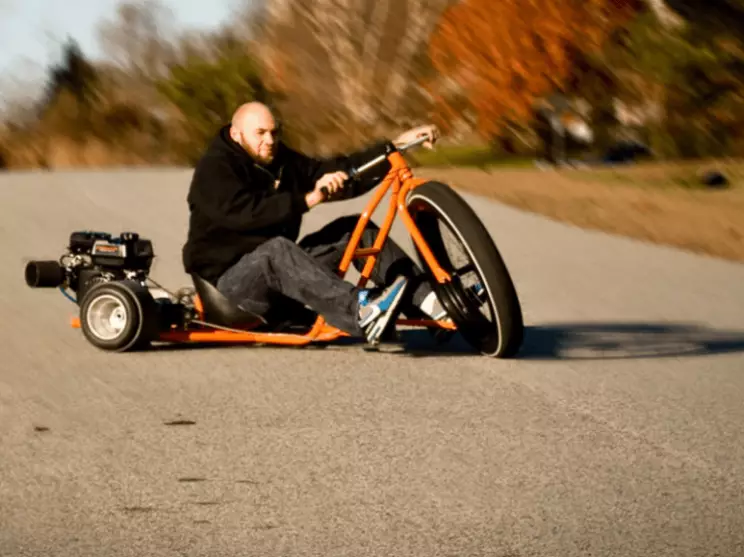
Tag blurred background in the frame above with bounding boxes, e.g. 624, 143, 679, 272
0, 0, 742, 171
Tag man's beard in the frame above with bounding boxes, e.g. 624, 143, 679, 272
243, 141, 274, 165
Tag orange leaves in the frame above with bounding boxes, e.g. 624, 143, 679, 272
427, 0, 641, 138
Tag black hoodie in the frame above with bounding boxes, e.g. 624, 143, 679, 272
182, 124, 394, 284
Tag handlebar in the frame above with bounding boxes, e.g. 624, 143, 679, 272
395, 133, 431, 153
319, 134, 432, 200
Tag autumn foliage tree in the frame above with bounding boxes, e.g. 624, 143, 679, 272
427, 0, 643, 140
252, 0, 454, 153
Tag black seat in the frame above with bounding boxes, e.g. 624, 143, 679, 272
191, 274, 266, 329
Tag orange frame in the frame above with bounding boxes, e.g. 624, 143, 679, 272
72, 150, 457, 346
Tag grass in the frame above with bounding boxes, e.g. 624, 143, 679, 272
412, 144, 744, 191
0, 131, 179, 170
417, 158, 744, 263
410, 144, 535, 169
564, 159, 744, 191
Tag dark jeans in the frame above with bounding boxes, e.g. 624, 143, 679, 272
216, 215, 433, 337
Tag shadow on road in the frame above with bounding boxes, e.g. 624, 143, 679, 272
143, 322, 744, 361
394, 321, 744, 360
516, 322, 744, 361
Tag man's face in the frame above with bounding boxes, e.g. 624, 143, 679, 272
233, 112, 279, 164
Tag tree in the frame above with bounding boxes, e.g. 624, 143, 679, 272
569, 0, 744, 158
96, 0, 176, 82
426, 0, 643, 141
664, 0, 744, 35
251, 0, 455, 151
41, 38, 100, 109
156, 41, 270, 163
36, 37, 101, 144
660, 24, 744, 157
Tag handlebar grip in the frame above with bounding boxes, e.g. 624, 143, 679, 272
319, 169, 358, 201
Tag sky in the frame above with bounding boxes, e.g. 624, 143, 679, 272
0, 0, 240, 100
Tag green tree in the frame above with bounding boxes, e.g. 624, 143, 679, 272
42, 38, 100, 108
38, 38, 101, 142
562, 2, 744, 159
156, 38, 270, 163
661, 26, 744, 157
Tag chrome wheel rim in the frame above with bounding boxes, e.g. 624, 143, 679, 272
85, 294, 128, 341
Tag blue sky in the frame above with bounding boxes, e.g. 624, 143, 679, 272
0, 0, 239, 91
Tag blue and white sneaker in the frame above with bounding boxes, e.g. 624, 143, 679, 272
357, 275, 409, 344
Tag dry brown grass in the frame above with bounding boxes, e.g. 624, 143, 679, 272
419, 161, 744, 263
0, 134, 177, 170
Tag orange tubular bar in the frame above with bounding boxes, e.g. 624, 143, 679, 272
336, 173, 396, 285
358, 177, 401, 282
392, 152, 451, 284
354, 247, 380, 257
336, 150, 452, 287
194, 295, 205, 318
158, 323, 348, 345
397, 318, 457, 330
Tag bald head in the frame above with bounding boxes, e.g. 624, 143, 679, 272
231, 102, 274, 129
229, 102, 279, 164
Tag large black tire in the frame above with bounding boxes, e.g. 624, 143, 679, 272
78, 280, 158, 352
406, 181, 524, 358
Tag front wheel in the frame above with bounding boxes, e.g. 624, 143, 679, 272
407, 181, 524, 358
78, 280, 158, 352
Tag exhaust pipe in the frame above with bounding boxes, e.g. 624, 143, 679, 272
25, 260, 66, 288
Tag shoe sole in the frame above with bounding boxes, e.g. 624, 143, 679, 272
365, 281, 409, 345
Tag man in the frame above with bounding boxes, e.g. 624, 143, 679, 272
182, 102, 447, 344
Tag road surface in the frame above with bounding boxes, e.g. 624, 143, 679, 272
1, 168, 744, 556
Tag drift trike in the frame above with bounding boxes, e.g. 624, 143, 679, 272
24, 135, 524, 358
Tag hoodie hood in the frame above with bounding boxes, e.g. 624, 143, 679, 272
214, 124, 285, 174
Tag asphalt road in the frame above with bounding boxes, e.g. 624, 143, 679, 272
2, 168, 744, 557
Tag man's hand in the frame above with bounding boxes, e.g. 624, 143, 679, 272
393, 124, 440, 150
305, 170, 349, 209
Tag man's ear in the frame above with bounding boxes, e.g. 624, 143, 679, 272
228, 125, 240, 143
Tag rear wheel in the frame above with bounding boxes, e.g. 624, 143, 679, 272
79, 281, 158, 352
407, 181, 524, 358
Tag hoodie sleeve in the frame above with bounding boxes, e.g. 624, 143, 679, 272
187, 156, 310, 232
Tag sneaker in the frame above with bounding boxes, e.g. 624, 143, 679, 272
358, 275, 409, 344
418, 281, 487, 321
419, 290, 448, 320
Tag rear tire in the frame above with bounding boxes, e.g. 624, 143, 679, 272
407, 181, 524, 358
79, 280, 158, 352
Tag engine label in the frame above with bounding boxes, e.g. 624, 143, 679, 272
92, 242, 126, 258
